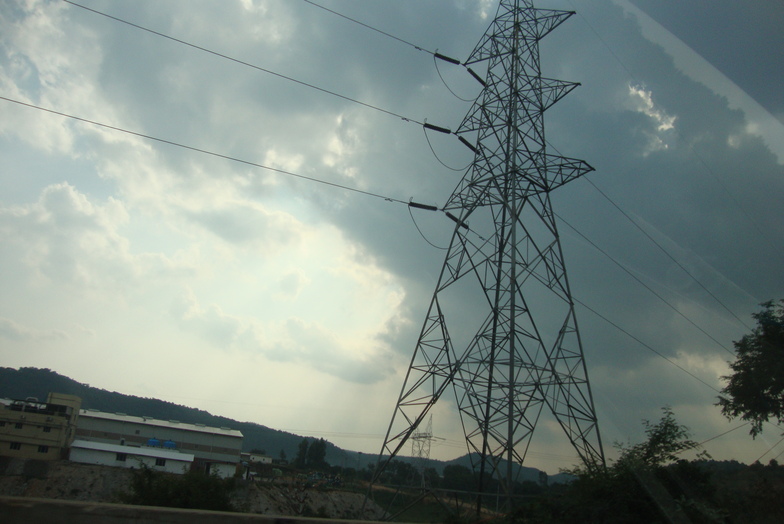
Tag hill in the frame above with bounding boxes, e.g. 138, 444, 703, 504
0, 366, 361, 467
0, 366, 560, 483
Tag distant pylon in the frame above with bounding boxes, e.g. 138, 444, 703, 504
410, 415, 435, 488
374, 0, 605, 513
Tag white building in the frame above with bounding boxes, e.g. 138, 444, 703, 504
242, 452, 273, 465
70, 439, 194, 474
75, 410, 242, 478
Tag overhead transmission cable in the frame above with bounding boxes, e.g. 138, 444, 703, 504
408, 206, 448, 251
756, 434, 784, 463
583, 177, 754, 331
1, 95, 452, 237
302, 0, 436, 56
61, 0, 424, 126
302, 0, 480, 77
695, 422, 749, 448
433, 53, 477, 103
546, 139, 753, 334
59, 0, 474, 247
62, 0, 481, 157
669, 422, 750, 459
302, 0, 485, 101
557, 212, 735, 356
574, 297, 720, 393
0, 96, 410, 205
61, 0, 478, 171
422, 126, 473, 172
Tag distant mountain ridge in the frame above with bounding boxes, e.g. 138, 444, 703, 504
0, 366, 343, 465
0, 366, 561, 482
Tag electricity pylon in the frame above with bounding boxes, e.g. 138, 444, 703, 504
374, 0, 605, 513
410, 415, 439, 489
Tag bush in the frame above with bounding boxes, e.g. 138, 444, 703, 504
120, 465, 236, 511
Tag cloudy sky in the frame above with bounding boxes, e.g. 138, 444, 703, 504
1, 0, 782, 473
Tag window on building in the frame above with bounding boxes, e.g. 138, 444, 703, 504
43, 426, 51, 433
135, 430, 140, 435
116, 453, 127, 462
15, 422, 23, 429
38, 445, 49, 454
155, 458, 166, 467
0, 421, 5, 427
10, 442, 21, 450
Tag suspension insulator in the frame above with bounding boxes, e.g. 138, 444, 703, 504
423, 123, 452, 134
458, 135, 479, 154
467, 67, 487, 87
434, 52, 461, 65
408, 201, 439, 212
445, 212, 469, 230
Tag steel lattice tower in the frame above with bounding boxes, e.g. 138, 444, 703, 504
374, 0, 605, 511
410, 415, 434, 489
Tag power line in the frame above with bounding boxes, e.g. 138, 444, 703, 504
557, 212, 735, 356
423, 126, 472, 172
0, 95, 409, 206
302, 0, 474, 78
671, 422, 749, 459
302, 0, 436, 56
279, 429, 384, 440
574, 297, 720, 393
696, 422, 749, 448
408, 206, 448, 251
583, 177, 754, 332
1, 94, 467, 239
755, 434, 784, 463
63, 0, 479, 168
433, 53, 477, 103
548, 136, 753, 334
61, 0, 424, 126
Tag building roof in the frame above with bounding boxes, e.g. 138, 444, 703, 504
71, 439, 195, 461
0, 397, 70, 417
78, 409, 243, 438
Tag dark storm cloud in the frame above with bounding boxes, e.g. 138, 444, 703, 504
629, 0, 784, 123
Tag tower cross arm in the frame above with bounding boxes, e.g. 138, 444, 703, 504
541, 154, 595, 191
464, 4, 575, 66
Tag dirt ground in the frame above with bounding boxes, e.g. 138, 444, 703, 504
0, 458, 384, 520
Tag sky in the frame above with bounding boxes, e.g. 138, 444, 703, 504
1, 0, 783, 474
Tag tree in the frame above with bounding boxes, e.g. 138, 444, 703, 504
547, 408, 712, 523
294, 438, 309, 468
121, 466, 236, 511
306, 438, 328, 469
386, 459, 417, 485
718, 299, 784, 436
614, 406, 705, 470
442, 464, 474, 491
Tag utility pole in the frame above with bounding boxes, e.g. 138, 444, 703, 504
373, 0, 605, 515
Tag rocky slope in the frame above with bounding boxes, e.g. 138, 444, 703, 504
0, 458, 383, 520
